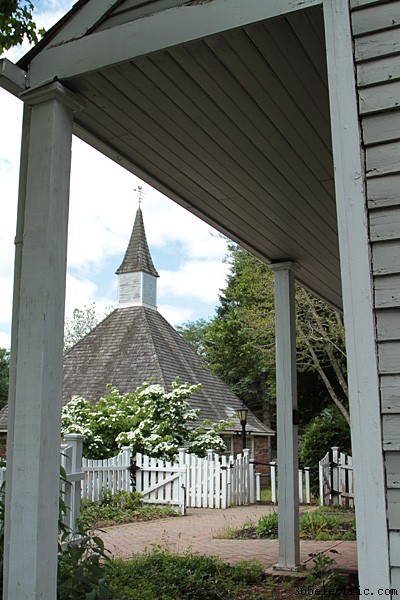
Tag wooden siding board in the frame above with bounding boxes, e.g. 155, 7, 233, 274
375, 274, 400, 308
351, 0, 393, 7
390, 532, 400, 565
384, 414, 400, 448
373, 240, 400, 275
388, 488, 400, 528
370, 207, 400, 241
392, 567, 400, 588
376, 308, 400, 341
362, 111, 400, 145
378, 341, 400, 374
95, 0, 189, 32
367, 174, 400, 208
381, 375, 400, 413
359, 81, 400, 114
351, 2, 400, 36
358, 55, 400, 87
355, 27, 400, 62
386, 454, 400, 489
366, 141, 400, 176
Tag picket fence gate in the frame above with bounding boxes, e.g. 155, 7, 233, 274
135, 448, 255, 514
254, 462, 311, 504
82, 446, 132, 502
319, 446, 354, 507
60, 434, 86, 538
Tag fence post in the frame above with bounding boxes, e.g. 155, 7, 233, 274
121, 446, 132, 492
319, 461, 324, 506
298, 469, 303, 504
255, 473, 261, 502
63, 433, 85, 538
304, 468, 311, 504
207, 449, 215, 508
178, 448, 186, 515
331, 446, 340, 505
270, 461, 277, 504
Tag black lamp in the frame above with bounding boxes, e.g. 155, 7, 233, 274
237, 404, 249, 450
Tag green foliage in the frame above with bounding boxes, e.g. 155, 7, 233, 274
64, 304, 113, 352
61, 379, 230, 460
0, 1, 44, 54
176, 318, 211, 359
0, 349, 9, 410
80, 490, 177, 528
106, 549, 263, 600
299, 407, 351, 494
254, 508, 355, 541
305, 550, 347, 598
58, 497, 111, 599
255, 512, 278, 538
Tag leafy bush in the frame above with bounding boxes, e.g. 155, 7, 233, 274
255, 512, 278, 538
299, 407, 351, 495
80, 490, 177, 528
254, 508, 355, 541
62, 379, 231, 460
106, 549, 263, 600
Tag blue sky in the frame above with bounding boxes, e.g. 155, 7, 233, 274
0, 1, 231, 348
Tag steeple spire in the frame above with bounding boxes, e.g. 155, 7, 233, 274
116, 205, 159, 309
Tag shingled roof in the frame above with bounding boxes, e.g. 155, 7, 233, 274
61, 305, 271, 435
116, 207, 158, 277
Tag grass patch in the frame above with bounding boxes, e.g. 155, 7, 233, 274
80, 490, 178, 528
215, 508, 356, 541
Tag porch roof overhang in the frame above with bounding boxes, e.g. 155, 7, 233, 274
4, 0, 342, 308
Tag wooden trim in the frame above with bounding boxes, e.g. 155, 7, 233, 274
323, 0, 390, 589
28, 0, 322, 85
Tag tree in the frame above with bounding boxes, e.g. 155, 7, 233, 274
0, 1, 44, 54
61, 379, 231, 460
0, 348, 10, 409
176, 318, 210, 360
64, 304, 113, 352
183, 244, 349, 434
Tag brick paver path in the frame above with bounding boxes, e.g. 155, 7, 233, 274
100, 505, 358, 573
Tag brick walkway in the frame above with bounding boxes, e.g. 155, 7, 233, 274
100, 505, 358, 573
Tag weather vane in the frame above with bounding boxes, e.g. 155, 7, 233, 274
134, 185, 144, 207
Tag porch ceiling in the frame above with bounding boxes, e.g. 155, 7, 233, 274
38, 5, 343, 308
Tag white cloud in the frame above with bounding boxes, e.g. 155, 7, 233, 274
158, 305, 195, 327
0, 332, 11, 350
159, 259, 228, 304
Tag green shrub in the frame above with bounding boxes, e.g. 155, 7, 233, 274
255, 512, 278, 538
299, 408, 351, 495
106, 549, 263, 600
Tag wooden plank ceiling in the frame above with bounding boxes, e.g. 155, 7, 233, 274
67, 6, 341, 308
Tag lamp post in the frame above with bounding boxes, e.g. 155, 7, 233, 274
237, 404, 249, 450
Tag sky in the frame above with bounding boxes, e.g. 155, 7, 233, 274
0, 0, 232, 349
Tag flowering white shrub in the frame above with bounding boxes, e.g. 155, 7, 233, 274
61, 379, 231, 460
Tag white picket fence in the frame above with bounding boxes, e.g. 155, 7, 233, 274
135, 448, 255, 514
319, 446, 354, 507
82, 446, 132, 502
60, 434, 86, 538
254, 462, 311, 504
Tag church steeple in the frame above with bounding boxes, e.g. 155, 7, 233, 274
116, 206, 159, 309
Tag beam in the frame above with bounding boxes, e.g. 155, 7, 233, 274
3, 81, 81, 599
323, 0, 390, 591
28, 0, 322, 86
0, 58, 26, 96
270, 261, 300, 570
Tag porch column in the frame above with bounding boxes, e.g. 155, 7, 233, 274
270, 262, 300, 569
323, 0, 390, 591
3, 81, 81, 599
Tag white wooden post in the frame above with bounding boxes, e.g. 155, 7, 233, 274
323, 0, 390, 590
3, 81, 80, 600
63, 433, 85, 539
298, 470, 303, 504
256, 473, 261, 502
331, 446, 339, 506
304, 468, 311, 505
270, 461, 277, 504
319, 462, 324, 506
178, 448, 186, 515
271, 262, 300, 569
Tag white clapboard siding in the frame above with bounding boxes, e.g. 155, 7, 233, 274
352, 0, 400, 583
82, 446, 132, 502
